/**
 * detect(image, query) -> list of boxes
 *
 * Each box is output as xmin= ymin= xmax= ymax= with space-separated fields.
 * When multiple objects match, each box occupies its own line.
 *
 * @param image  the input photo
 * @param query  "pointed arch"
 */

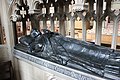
xmin=31 ymin=0 xmax=43 ymax=10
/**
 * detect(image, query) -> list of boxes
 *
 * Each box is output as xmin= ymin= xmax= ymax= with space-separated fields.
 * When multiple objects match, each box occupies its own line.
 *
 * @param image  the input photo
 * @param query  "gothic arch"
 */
xmin=8 ymin=0 xmax=16 ymax=18
xmin=31 ymin=0 xmax=42 ymax=10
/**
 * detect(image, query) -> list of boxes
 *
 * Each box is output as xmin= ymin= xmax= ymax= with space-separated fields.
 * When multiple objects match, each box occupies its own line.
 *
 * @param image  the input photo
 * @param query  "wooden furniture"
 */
xmin=76 ymin=32 xmax=120 ymax=46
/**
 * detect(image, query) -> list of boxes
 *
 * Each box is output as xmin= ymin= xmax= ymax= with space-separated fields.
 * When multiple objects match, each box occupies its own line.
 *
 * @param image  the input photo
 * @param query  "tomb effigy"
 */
xmin=14 ymin=29 xmax=120 ymax=80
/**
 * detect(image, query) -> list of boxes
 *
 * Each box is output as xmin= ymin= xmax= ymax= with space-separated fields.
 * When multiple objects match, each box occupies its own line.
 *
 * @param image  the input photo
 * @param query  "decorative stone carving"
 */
xmin=14 ymin=49 xmax=100 ymax=80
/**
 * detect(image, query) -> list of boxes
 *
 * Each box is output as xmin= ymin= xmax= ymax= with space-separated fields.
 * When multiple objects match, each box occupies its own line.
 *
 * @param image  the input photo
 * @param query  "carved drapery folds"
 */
xmin=15 ymin=29 xmax=120 ymax=80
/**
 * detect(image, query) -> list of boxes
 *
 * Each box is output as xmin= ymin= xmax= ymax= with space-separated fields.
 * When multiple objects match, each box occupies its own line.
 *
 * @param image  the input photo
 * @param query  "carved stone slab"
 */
xmin=14 ymin=49 xmax=107 ymax=80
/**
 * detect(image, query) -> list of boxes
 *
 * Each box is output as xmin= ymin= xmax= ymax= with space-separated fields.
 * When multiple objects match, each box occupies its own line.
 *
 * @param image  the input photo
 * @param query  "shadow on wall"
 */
xmin=0 ymin=45 xmax=9 ymax=61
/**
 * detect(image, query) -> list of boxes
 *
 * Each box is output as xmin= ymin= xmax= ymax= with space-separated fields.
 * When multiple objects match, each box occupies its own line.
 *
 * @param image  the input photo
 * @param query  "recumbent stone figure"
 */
xmin=15 ymin=29 xmax=120 ymax=79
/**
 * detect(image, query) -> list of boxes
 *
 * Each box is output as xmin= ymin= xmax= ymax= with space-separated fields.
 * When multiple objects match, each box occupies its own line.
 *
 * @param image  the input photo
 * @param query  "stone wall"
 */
xmin=18 ymin=59 xmax=75 ymax=80
xmin=0 ymin=45 xmax=9 ymax=61
xmin=0 ymin=0 xmax=15 ymax=61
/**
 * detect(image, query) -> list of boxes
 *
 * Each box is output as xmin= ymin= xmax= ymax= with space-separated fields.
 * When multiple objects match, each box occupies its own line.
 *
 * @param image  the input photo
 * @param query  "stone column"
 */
xmin=106 ymin=0 xmax=111 ymax=11
xmin=22 ymin=19 xmax=27 ymax=35
xmin=30 ymin=15 xmax=39 ymax=30
xmin=65 ymin=20 xmax=69 ymax=36
xmin=95 ymin=0 xmax=103 ymax=45
xmin=82 ymin=18 xmax=86 ymax=41
xmin=111 ymin=15 xmax=120 ymax=49
xmin=50 ymin=18 xmax=54 ymax=32
xmin=43 ymin=18 xmax=47 ymax=29
xmin=70 ymin=17 xmax=75 ymax=38
xmin=59 ymin=19 xmax=65 ymax=36
xmin=95 ymin=20 xmax=102 ymax=45
xmin=14 ymin=58 xmax=21 ymax=80
xmin=12 ymin=22 xmax=18 ymax=44
xmin=0 ymin=0 xmax=15 ymax=60
xmin=77 ymin=12 xmax=87 ymax=41
xmin=88 ymin=0 xmax=94 ymax=15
